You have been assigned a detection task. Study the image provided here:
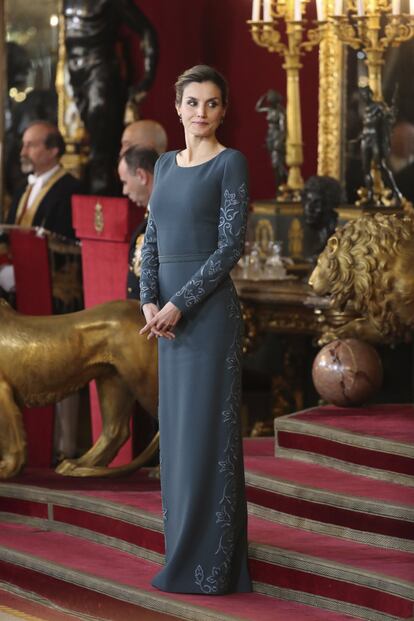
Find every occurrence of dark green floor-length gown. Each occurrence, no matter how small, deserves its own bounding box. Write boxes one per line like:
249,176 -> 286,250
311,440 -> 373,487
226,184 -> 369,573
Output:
140,148 -> 252,594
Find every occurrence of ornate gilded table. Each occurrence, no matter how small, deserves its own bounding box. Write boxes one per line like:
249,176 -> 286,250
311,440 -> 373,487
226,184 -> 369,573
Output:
234,276 -> 327,435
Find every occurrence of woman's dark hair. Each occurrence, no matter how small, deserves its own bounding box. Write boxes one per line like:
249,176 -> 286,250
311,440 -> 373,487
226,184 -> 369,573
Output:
175,65 -> 229,106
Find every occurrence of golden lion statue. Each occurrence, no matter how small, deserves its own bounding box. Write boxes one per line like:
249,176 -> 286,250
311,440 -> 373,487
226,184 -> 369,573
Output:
0,298 -> 158,479
309,211 -> 414,345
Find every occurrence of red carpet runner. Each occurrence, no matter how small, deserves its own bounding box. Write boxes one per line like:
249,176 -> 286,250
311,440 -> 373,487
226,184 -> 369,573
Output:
0,404 -> 413,620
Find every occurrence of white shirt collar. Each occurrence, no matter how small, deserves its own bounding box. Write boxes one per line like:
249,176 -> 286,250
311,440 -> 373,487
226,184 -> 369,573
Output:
28,164 -> 61,187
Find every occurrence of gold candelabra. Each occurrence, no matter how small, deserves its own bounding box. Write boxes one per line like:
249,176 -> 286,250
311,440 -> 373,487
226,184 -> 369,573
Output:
56,0 -> 89,178
331,0 -> 414,100
330,0 -> 414,207
248,0 -> 326,201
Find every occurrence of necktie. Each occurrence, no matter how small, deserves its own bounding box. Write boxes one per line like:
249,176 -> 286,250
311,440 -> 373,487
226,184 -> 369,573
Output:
16,179 -> 36,226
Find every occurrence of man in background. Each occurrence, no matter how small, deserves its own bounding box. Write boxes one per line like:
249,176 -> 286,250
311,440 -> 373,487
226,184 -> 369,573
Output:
118,145 -> 159,457
120,119 -> 167,157
1,121 -> 82,293
6,120 -> 82,237
118,118 -> 167,299
118,146 -> 158,299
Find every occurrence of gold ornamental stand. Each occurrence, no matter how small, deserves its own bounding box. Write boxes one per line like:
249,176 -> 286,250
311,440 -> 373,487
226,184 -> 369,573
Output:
248,0 -> 327,200
55,0 -> 89,179
330,0 -> 414,206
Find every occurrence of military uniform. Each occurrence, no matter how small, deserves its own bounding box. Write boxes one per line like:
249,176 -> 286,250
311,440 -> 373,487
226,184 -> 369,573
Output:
126,214 -> 147,299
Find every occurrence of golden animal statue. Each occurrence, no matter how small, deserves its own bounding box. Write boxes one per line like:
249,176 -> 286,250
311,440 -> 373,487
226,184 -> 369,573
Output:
309,211 -> 414,345
0,298 -> 158,479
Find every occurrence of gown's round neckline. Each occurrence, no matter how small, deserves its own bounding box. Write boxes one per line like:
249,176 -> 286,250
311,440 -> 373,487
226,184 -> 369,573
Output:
174,148 -> 228,169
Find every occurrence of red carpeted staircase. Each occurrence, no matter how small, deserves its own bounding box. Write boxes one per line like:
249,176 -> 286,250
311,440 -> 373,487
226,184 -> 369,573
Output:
0,404 -> 413,621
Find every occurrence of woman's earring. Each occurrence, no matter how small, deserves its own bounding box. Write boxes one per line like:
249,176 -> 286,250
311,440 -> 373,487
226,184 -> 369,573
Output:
220,117 -> 225,125
178,114 -> 182,124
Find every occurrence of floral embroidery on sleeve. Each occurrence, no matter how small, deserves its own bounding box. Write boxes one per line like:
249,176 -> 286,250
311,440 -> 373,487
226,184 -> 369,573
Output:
139,212 -> 159,305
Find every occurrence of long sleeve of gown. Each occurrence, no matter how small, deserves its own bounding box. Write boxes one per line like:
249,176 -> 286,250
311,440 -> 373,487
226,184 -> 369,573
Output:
170,151 -> 249,314
139,211 -> 159,306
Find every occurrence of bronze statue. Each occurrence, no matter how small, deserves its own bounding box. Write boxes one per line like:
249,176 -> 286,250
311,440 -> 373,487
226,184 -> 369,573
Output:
309,211 -> 414,345
64,0 -> 159,195
302,175 -> 342,259
0,298 -> 158,479
255,89 -> 287,189
358,86 -> 403,208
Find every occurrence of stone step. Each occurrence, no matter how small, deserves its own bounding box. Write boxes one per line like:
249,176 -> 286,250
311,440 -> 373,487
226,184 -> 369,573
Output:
274,404 -> 414,484
244,455 -> 414,550
0,483 -> 413,620
0,521 -> 362,621
0,580 -> 168,621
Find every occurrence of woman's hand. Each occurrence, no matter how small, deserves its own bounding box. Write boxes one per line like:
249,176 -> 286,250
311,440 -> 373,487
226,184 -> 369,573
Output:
140,301 -> 182,340
142,303 -> 159,325
141,303 -> 164,340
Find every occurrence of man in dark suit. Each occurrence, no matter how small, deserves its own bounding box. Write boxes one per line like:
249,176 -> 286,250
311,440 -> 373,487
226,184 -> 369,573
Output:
118,146 -> 159,456
1,121 -> 82,293
118,119 -> 167,299
118,146 -> 158,300
6,121 -> 82,238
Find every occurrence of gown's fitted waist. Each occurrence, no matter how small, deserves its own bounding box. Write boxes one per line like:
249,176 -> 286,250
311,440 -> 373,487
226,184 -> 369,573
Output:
158,251 -> 214,264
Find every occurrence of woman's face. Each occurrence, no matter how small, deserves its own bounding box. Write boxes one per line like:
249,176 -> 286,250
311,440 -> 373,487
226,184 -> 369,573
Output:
176,81 -> 226,139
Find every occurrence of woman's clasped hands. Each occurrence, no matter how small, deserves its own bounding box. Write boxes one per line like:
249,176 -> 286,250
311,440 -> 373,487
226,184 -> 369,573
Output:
140,301 -> 182,340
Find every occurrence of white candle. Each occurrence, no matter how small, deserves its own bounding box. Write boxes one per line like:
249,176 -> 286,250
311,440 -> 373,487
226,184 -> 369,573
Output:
410,0 -> 414,13
334,0 -> 343,16
316,0 -> 325,20
293,0 -> 302,20
252,0 -> 261,20
356,0 -> 364,15
263,0 -> 272,20
391,0 -> 400,13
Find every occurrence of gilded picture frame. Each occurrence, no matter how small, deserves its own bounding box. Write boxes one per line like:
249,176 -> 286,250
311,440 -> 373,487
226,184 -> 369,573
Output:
317,2 -> 346,183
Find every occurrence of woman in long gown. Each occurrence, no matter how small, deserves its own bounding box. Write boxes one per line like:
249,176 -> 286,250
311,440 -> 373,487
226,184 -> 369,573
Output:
139,65 -> 252,595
